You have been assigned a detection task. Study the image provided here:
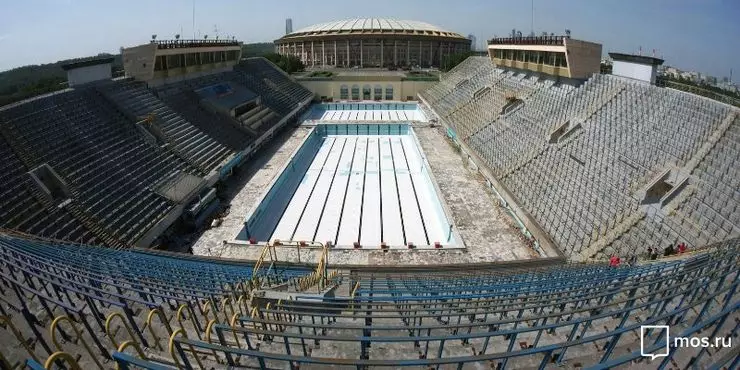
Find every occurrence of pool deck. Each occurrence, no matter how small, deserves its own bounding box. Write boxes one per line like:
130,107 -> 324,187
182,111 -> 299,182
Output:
192,124 -> 539,265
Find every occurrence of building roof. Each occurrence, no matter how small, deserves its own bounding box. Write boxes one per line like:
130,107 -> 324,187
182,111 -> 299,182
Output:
608,52 -> 664,66
280,18 -> 466,39
61,57 -> 115,71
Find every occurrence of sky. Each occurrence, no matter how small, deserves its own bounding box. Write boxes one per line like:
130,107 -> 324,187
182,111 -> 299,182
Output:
0,0 -> 738,78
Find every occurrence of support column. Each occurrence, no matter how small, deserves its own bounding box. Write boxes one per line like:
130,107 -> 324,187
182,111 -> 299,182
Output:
360,39 -> 363,67
322,40 -> 326,67
334,40 -> 337,66
430,41 -> 433,66
419,40 -> 422,67
311,41 -> 315,67
407,40 -> 410,66
439,42 -> 444,65
380,39 -> 384,68
394,40 -> 397,66
346,40 -> 350,67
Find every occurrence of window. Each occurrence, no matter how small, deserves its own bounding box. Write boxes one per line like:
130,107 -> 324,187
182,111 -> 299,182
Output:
554,52 -> 567,68
385,85 -> 394,100
544,52 -> 555,66
154,56 -> 164,71
362,85 -> 371,100
559,53 -> 568,67
374,85 -> 382,101
340,85 -> 349,100
351,85 -> 360,100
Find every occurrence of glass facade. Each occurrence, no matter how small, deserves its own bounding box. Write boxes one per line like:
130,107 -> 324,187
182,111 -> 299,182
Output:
154,50 -> 240,71
492,49 -> 568,67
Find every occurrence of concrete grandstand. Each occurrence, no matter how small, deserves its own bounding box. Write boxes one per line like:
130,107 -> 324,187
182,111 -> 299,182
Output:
0,27 -> 738,370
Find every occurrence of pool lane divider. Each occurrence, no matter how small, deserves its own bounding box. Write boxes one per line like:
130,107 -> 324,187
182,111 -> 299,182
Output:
289,138 -> 339,241
311,138 -> 349,242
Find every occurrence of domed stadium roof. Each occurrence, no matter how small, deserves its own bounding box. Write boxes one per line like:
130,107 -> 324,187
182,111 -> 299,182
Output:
281,18 -> 466,39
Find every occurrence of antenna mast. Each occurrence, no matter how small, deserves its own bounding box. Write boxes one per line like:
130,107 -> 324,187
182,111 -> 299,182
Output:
531,0 -> 534,36
192,0 -> 196,39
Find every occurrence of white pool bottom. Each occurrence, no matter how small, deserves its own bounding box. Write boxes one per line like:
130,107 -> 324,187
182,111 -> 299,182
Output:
270,135 -> 447,247
310,109 -> 425,122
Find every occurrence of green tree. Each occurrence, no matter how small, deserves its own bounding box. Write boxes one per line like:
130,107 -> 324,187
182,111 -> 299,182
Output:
440,52 -> 475,72
263,53 -> 305,74
241,42 -> 275,57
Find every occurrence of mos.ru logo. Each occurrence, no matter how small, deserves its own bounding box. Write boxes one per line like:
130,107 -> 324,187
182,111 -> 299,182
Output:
640,325 -> 670,360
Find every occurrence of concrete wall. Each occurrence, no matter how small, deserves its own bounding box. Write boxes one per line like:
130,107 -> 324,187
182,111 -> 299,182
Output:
66,63 -> 112,87
299,79 -> 436,101
612,60 -> 657,84
122,43 -> 158,82
565,39 -> 602,79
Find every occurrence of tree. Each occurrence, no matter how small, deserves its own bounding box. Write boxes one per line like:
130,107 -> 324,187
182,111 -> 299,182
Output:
440,52 -> 475,72
263,53 -> 305,74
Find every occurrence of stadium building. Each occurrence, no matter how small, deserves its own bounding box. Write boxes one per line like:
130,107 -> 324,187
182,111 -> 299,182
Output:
488,35 -> 602,79
0,20 -> 738,370
275,18 -> 471,68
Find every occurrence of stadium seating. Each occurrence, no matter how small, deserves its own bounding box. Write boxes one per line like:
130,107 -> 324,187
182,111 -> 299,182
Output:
422,57 -> 740,260
0,57 -> 313,249
232,58 -> 314,116
97,79 -> 236,174
155,82 -> 256,151
0,135 -> 98,245
0,231 -> 313,369
0,88 -> 201,247
1,232 -> 736,369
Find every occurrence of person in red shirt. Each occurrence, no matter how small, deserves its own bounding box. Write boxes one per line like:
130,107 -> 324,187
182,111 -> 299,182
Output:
609,255 -> 621,268
677,243 -> 687,254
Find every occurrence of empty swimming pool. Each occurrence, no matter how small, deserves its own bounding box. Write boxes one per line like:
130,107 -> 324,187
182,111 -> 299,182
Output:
303,102 -> 427,122
241,123 -> 454,248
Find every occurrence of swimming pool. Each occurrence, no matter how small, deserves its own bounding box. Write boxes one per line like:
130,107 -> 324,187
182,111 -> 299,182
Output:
302,102 -> 427,122
240,123 -> 455,248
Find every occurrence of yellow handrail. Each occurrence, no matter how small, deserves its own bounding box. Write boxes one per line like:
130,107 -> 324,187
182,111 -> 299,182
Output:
202,299 -> 219,325
168,329 -> 204,370
229,313 -> 243,350
175,303 -> 201,339
145,308 -> 173,351
105,311 -> 140,351
249,307 -> 261,340
0,315 -> 39,364
252,243 -> 273,276
221,297 -> 237,320
114,341 -> 147,370
203,319 -> 224,364
264,303 -> 272,333
350,281 -> 361,311
50,316 -> 104,369
237,295 -> 249,316
44,352 -> 82,370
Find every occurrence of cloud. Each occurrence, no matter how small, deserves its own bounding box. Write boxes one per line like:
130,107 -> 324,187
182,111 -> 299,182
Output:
0,34 -> 10,42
